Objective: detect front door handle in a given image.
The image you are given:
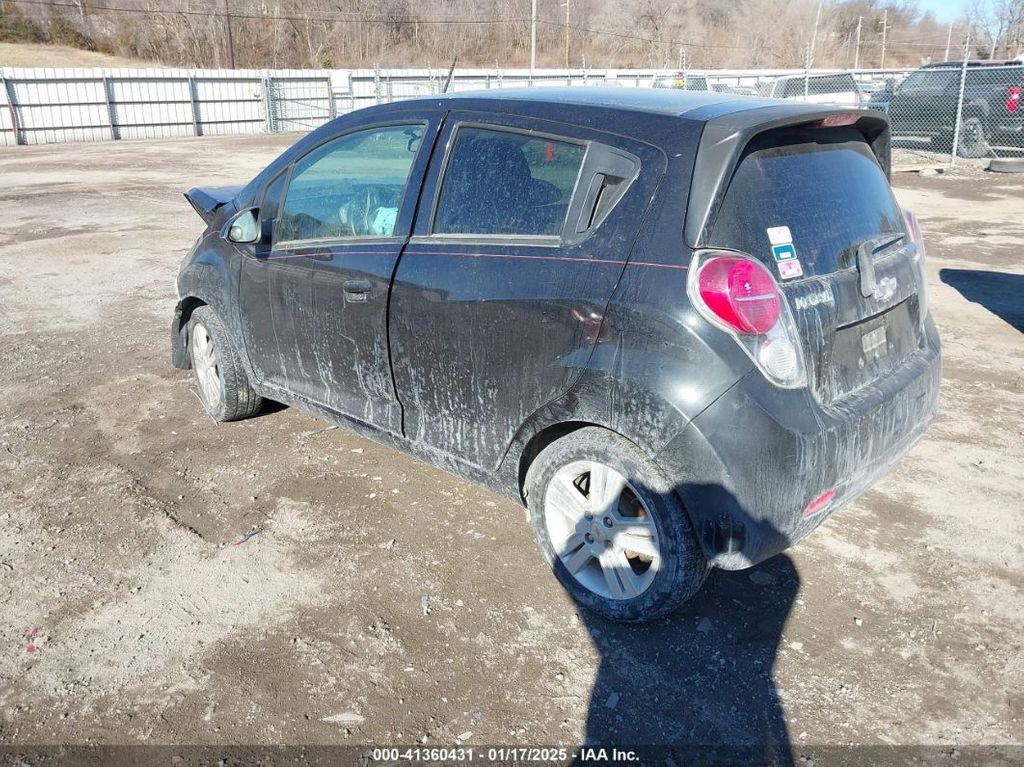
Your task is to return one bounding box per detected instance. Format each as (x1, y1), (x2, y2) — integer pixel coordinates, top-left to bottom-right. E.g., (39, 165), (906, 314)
(343, 279), (373, 302)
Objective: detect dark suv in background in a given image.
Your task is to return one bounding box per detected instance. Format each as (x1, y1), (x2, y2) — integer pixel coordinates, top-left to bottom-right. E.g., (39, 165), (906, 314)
(888, 59), (1024, 157)
(172, 89), (941, 621)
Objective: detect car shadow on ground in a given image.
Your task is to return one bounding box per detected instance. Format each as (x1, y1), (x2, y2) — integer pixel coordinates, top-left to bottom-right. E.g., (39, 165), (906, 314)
(568, 482), (799, 763)
(940, 268), (1024, 332)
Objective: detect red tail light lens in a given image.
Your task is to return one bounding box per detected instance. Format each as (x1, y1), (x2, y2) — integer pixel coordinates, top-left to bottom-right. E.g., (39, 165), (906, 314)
(1007, 86), (1021, 115)
(697, 256), (781, 334)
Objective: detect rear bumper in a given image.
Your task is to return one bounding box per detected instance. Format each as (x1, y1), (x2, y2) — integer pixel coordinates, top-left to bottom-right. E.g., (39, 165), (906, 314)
(656, 320), (941, 569)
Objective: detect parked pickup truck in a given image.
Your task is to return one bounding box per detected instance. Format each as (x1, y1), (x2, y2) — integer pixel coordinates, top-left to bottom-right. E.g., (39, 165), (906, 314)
(172, 88), (940, 621)
(888, 60), (1024, 157)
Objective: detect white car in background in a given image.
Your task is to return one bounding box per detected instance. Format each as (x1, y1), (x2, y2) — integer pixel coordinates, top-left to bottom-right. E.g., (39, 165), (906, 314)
(651, 71), (711, 91)
(758, 72), (862, 107)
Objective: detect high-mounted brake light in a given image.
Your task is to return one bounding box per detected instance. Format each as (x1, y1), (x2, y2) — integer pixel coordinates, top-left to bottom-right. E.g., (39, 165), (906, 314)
(697, 256), (781, 334)
(688, 251), (807, 388)
(815, 113), (860, 128)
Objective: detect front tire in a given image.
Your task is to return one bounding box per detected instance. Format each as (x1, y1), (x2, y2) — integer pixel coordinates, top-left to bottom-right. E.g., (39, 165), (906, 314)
(188, 306), (262, 422)
(525, 427), (708, 622)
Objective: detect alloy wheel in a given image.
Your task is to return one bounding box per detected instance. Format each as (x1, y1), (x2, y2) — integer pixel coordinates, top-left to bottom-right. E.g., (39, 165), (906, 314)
(543, 461), (661, 600)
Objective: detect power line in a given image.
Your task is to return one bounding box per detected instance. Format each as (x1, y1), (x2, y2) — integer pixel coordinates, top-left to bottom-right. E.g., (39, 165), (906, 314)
(3, 0), (969, 61)
(4, 0), (755, 53)
(4, 0), (529, 25)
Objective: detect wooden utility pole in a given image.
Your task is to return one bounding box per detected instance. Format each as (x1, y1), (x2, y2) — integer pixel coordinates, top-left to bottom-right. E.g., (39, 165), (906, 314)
(945, 22), (953, 61)
(809, 1), (823, 65)
(530, 0), (537, 72)
(880, 8), (888, 69)
(563, 0), (570, 68)
(224, 0), (236, 69)
(854, 16), (862, 69)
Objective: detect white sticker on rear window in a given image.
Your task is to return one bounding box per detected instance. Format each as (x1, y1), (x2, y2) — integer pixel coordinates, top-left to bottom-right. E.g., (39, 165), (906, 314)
(767, 226), (793, 245)
(778, 258), (803, 280)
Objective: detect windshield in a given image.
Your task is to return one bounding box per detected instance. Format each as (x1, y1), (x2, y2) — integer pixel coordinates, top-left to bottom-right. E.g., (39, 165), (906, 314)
(709, 128), (905, 277)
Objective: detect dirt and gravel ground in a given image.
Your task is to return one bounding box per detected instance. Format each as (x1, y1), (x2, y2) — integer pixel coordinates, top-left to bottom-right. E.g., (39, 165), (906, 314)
(0, 135), (1021, 751)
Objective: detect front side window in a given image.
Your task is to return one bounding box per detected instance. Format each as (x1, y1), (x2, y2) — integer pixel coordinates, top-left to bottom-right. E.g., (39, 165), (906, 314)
(275, 124), (422, 245)
(261, 171), (286, 223)
(433, 127), (586, 237)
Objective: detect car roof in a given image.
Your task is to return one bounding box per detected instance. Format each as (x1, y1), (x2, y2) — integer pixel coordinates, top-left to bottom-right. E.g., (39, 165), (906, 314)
(922, 60), (1023, 68)
(772, 71), (856, 81)
(405, 86), (783, 119)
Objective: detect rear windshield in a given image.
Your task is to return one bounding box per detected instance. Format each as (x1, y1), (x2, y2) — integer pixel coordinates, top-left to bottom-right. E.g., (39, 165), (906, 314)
(709, 128), (905, 277)
(781, 74), (857, 97)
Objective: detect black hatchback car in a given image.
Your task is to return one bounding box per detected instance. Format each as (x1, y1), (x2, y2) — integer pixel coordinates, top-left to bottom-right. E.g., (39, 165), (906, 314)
(172, 89), (940, 622)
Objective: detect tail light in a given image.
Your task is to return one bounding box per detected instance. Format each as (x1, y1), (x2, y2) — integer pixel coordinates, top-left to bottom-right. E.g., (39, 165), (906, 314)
(902, 208), (924, 258)
(1007, 86), (1021, 115)
(688, 250), (807, 388)
(902, 208), (930, 324)
(697, 256), (780, 333)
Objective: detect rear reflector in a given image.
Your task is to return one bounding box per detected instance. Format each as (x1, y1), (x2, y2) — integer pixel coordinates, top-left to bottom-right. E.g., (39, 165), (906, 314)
(804, 488), (837, 518)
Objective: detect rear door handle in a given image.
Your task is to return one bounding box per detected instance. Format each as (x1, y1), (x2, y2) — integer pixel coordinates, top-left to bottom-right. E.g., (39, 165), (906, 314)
(343, 279), (373, 302)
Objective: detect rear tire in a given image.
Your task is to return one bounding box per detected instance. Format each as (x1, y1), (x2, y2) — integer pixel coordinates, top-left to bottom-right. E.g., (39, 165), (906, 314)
(957, 116), (990, 159)
(988, 158), (1024, 173)
(525, 427), (708, 622)
(188, 306), (262, 422)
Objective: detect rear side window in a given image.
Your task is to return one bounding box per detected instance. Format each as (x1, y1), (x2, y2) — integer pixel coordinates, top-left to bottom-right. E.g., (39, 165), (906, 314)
(709, 128), (904, 277)
(433, 127), (586, 237)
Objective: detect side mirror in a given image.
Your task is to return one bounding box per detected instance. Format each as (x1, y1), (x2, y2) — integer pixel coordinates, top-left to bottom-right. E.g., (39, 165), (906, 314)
(224, 209), (259, 244)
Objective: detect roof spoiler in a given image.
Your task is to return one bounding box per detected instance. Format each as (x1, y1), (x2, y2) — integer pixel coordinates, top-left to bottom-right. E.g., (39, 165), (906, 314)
(183, 185), (243, 224)
(685, 107), (891, 249)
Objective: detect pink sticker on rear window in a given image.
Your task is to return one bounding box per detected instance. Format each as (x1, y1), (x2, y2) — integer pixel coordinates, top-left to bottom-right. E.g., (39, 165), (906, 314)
(778, 259), (803, 280)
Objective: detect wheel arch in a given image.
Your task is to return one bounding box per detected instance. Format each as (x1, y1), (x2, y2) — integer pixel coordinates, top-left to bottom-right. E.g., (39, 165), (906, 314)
(516, 420), (606, 502)
(173, 258), (246, 372)
(171, 295), (209, 370)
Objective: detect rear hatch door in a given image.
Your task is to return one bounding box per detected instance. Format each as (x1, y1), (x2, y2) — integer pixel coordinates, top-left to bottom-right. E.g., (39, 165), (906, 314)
(704, 124), (926, 406)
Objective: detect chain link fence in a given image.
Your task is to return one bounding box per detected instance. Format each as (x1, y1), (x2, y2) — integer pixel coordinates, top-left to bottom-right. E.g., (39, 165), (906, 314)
(2, 63), (1022, 163)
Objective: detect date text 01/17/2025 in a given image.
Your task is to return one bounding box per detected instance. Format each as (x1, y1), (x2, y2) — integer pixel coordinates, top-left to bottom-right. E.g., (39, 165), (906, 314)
(366, 746), (640, 762)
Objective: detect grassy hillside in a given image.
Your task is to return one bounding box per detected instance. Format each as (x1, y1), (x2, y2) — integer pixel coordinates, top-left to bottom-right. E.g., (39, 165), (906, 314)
(0, 42), (155, 68)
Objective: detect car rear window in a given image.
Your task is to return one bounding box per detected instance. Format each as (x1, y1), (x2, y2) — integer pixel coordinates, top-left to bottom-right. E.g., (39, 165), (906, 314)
(433, 127), (586, 237)
(901, 69), (956, 90)
(780, 75), (857, 98)
(709, 128), (905, 277)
